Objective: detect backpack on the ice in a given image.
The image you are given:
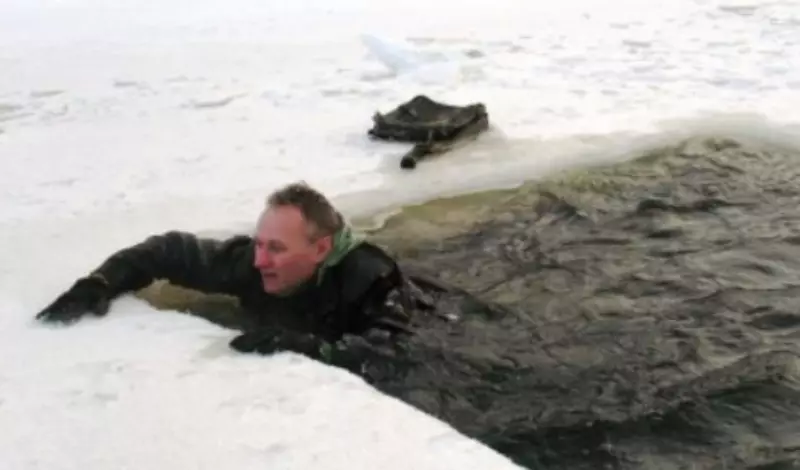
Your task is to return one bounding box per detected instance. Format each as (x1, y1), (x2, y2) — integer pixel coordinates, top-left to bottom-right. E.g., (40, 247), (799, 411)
(367, 95), (489, 169)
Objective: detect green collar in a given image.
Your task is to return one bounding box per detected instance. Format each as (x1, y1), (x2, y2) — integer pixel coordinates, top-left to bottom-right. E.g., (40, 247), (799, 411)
(315, 224), (363, 285)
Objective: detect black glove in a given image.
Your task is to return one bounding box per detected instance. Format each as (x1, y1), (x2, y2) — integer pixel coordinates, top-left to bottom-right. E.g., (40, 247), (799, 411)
(229, 330), (330, 359)
(35, 276), (112, 324)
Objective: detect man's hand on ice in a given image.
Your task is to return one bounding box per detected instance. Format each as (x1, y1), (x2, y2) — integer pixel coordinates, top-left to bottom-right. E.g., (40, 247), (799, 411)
(35, 276), (112, 324)
(229, 330), (329, 359)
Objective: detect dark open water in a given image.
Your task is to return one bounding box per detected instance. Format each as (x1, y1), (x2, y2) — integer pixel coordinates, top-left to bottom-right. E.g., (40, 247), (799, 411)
(358, 135), (800, 469)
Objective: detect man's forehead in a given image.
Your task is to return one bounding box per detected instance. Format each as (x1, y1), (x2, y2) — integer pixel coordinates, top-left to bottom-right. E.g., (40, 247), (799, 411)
(256, 205), (309, 237)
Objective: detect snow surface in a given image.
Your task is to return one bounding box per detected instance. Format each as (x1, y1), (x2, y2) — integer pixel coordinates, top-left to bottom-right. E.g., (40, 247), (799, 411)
(2, 0), (800, 468)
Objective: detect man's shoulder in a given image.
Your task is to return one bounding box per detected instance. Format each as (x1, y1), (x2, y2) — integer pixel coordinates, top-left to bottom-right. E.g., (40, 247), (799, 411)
(157, 231), (255, 264)
(211, 233), (256, 267)
(172, 231), (256, 278)
(330, 241), (402, 302)
(150, 230), (254, 248)
(339, 241), (398, 276)
(218, 233), (255, 248)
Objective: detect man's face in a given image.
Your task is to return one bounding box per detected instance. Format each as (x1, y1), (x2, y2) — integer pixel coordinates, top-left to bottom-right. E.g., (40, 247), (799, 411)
(253, 205), (332, 294)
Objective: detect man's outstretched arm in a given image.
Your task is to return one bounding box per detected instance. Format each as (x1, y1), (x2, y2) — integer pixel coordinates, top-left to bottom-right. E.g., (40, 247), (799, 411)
(36, 231), (254, 324)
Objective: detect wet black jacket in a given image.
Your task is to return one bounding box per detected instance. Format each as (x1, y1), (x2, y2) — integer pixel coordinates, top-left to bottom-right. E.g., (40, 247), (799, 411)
(88, 230), (423, 367)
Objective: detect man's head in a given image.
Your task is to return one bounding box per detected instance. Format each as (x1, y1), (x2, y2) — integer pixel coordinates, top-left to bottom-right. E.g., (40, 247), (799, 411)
(253, 181), (343, 294)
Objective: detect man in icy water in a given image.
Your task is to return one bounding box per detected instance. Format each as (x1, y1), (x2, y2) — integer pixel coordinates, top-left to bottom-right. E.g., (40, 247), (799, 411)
(35, 181), (432, 365)
(36, 155), (800, 469)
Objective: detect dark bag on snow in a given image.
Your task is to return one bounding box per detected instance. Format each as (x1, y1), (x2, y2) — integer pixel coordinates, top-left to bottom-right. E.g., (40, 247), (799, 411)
(367, 95), (489, 169)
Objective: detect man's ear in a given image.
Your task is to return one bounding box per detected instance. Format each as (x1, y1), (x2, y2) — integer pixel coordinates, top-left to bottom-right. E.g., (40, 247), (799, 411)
(313, 235), (333, 261)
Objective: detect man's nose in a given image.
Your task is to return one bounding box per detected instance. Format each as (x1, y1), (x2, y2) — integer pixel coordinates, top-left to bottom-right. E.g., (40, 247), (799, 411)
(254, 246), (271, 268)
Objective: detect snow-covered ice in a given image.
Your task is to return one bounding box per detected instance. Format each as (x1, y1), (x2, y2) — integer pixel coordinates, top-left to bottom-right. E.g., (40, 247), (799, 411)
(2, 0), (800, 468)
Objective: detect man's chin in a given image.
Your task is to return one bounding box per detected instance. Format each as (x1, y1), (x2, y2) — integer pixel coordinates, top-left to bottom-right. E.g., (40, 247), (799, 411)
(261, 275), (310, 295)
(261, 277), (281, 293)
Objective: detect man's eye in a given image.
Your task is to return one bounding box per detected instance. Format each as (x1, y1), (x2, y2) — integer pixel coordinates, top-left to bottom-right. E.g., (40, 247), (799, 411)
(267, 243), (286, 253)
